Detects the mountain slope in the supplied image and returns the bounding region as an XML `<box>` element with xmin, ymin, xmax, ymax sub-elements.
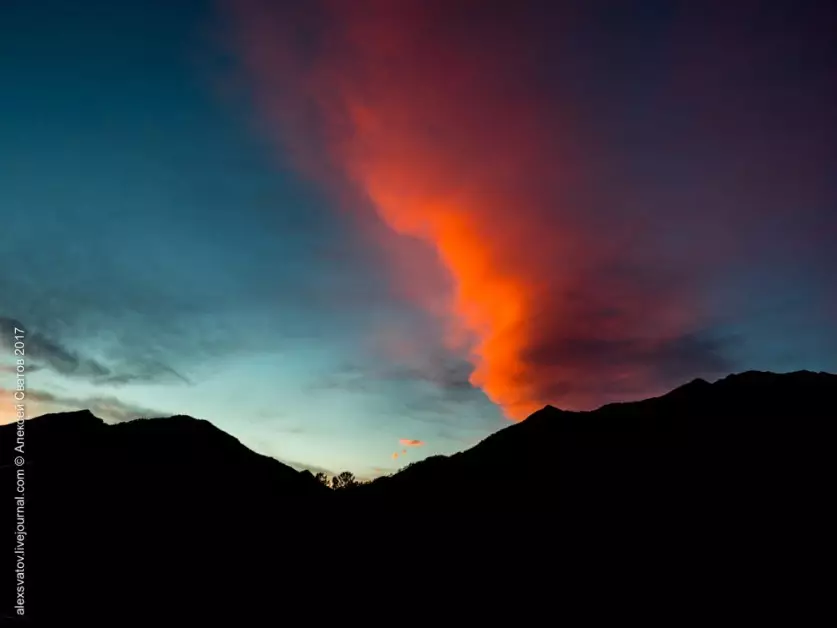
<box><xmin>1</xmin><ymin>370</ymin><xmax>833</xmax><ymax>621</ymax></box>
<box><xmin>354</xmin><ymin>370</ymin><xmax>836</xmax><ymax>509</ymax></box>
<box><xmin>0</xmin><ymin>410</ymin><xmax>329</xmax><ymax>622</ymax></box>
<box><xmin>0</xmin><ymin>409</ymin><xmax>325</xmax><ymax>495</ymax></box>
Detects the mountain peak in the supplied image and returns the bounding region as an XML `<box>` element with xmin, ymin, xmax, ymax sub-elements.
<box><xmin>111</xmin><ymin>414</ymin><xmax>248</xmax><ymax>454</ymax></box>
<box><xmin>38</xmin><ymin>408</ymin><xmax>100</xmax><ymax>420</ymax></box>
<box><xmin>519</xmin><ymin>403</ymin><xmax>566</xmax><ymax>425</ymax></box>
<box><xmin>668</xmin><ymin>377</ymin><xmax>712</xmax><ymax>395</ymax></box>
<box><xmin>26</xmin><ymin>409</ymin><xmax>106</xmax><ymax>429</ymax></box>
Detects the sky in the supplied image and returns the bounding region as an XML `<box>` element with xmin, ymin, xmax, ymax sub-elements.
<box><xmin>1</xmin><ymin>0</ymin><xmax>835</xmax><ymax>478</ymax></box>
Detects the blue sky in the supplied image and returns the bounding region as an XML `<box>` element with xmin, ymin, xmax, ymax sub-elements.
<box><xmin>1</xmin><ymin>0</ymin><xmax>835</xmax><ymax>478</ymax></box>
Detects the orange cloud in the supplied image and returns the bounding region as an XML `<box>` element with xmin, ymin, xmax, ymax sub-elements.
<box><xmin>226</xmin><ymin>1</ymin><xmax>724</xmax><ymax>418</ymax></box>
<box><xmin>399</xmin><ymin>439</ymin><xmax>424</xmax><ymax>447</ymax></box>
<box><xmin>391</xmin><ymin>452</ymin><xmax>398</xmax><ymax>460</ymax></box>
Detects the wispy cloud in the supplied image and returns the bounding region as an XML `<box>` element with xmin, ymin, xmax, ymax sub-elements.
<box><xmin>0</xmin><ymin>364</ymin><xmax>42</xmax><ymax>374</ymax></box>
<box><xmin>0</xmin><ymin>316</ymin><xmax>190</xmax><ymax>386</ymax></box>
<box><xmin>399</xmin><ymin>438</ymin><xmax>424</xmax><ymax>447</ymax></box>
<box><xmin>0</xmin><ymin>387</ymin><xmax>166</xmax><ymax>424</ymax></box>
<box><xmin>282</xmin><ymin>459</ymin><xmax>336</xmax><ymax>477</ymax></box>
<box><xmin>307</xmin><ymin>355</ymin><xmax>475</xmax><ymax>396</ymax></box>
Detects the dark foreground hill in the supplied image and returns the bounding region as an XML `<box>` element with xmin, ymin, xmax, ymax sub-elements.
<box><xmin>1</xmin><ymin>370</ymin><xmax>833</xmax><ymax>621</ymax></box>
<box><xmin>0</xmin><ymin>410</ymin><xmax>330</xmax><ymax>622</ymax></box>
<box><xmin>354</xmin><ymin>369</ymin><xmax>836</xmax><ymax>510</ymax></box>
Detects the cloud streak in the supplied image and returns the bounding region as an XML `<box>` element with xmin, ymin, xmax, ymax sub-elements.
<box><xmin>0</xmin><ymin>387</ymin><xmax>165</xmax><ymax>424</ymax></box>
<box><xmin>283</xmin><ymin>459</ymin><xmax>337</xmax><ymax>477</ymax></box>
<box><xmin>0</xmin><ymin>316</ymin><xmax>190</xmax><ymax>386</ymax></box>
<box><xmin>399</xmin><ymin>439</ymin><xmax>424</xmax><ymax>447</ymax></box>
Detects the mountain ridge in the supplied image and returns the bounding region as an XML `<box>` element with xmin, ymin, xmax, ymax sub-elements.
<box><xmin>2</xmin><ymin>369</ymin><xmax>834</xmax><ymax>621</ymax></box>
<box><xmin>10</xmin><ymin>369</ymin><xmax>834</xmax><ymax>480</ymax></box>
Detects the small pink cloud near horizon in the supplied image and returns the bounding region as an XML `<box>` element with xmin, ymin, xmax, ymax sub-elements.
<box><xmin>399</xmin><ymin>439</ymin><xmax>424</xmax><ymax>447</ymax></box>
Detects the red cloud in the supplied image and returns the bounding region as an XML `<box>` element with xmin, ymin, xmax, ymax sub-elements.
<box><xmin>225</xmin><ymin>1</ymin><xmax>732</xmax><ymax>418</ymax></box>
<box><xmin>399</xmin><ymin>439</ymin><xmax>424</xmax><ymax>447</ymax></box>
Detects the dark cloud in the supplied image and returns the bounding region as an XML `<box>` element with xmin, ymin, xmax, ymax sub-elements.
<box><xmin>282</xmin><ymin>459</ymin><xmax>336</xmax><ymax>477</ymax></box>
<box><xmin>17</xmin><ymin>388</ymin><xmax>166</xmax><ymax>424</ymax></box>
<box><xmin>523</xmin><ymin>328</ymin><xmax>733</xmax><ymax>409</ymax></box>
<box><xmin>0</xmin><ymin>316</ymin><xmax>107</xmax><ymax>377</ymax></box>
<box><xmin>389</xmin><ymin>358</ymin><xmax>474</xmax><ymax>392</ymax></box>
<box><xmin>306</xmin><ymin>362</ymin><xmax>373</xmax><ymax>394</ymax></box>
<box><xmin>97</xmin><ymin>360</ymin><xmax>191</xmax><ymax>386</ymax></box>
<box><xmin>305</xmin><ymin>356</ymin><xmax>498</xmax><ymax>427</ymax></box>
<box><xmin>0</xmin><ymin>364</ymin><xmax>42</xmax><ymax>374</ymax></box>
<box><xmin>308</xmin><ymin>355</ymin><xmax>475</xmax><ymax>396</ymax></box>
<box><xmin>0</xmin><ymin>315</ymin><xmax>190</xmax><ymax>386</ymax></box>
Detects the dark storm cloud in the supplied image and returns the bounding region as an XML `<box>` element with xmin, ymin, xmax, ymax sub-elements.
<box><xmin>0</xmin><ymin>315</ymin><xmax>190</xmax><ymax>386</ymax></box>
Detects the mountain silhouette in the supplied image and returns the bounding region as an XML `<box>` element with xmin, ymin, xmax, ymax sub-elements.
<box><xmin>352</xmin><ymin>370</ymin><xmax>835</xmax><ymax>511</ymax></box>
<box><xmin>0</xmin><ymin>409</ymin><xmax>328</xmax><ymax>623</ymax></box>
<box><xmin>3</xmin><ymin>408</ymin><xmax>326</xmax><ymax>496</ymax></box>
<box><xmin>2</xmin><ymin>370</ymin><xmax>833</xmax><ymax>621</ymax></box>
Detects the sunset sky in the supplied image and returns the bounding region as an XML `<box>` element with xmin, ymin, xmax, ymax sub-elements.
<box><xmin>1</xmin><ymin>0</ymin><xmax>835</xmax><ymax>478</ymax></box>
